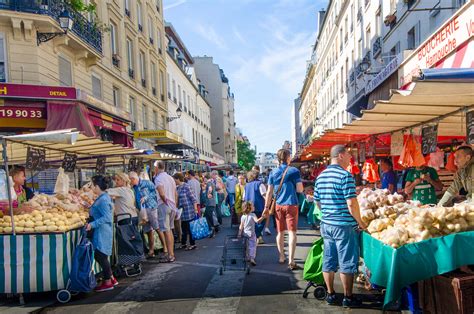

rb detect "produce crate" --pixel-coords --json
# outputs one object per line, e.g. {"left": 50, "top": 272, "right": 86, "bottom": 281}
{"left": 418, "top": 271, "right": 474, "bottom": 314}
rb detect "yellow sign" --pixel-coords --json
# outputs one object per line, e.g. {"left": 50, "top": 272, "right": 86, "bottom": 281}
{"left": 133, "top": 130, "right": 182, "bottom": 143}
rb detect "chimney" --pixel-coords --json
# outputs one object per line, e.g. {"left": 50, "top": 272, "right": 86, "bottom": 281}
{"left": 317, "top": 10, "right": 326, "bottom": 35}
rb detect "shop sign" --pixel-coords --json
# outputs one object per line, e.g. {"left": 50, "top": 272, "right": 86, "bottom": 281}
{"left": 399, "top": 4, "right": 474, "bottom": 86}
{"left": 421, "top": 125, "right": 438, "bottom": 155}
{"left": 366, "top": 54, "right": 401, "bottom": 94}
{"left": 466, "top": 111, "right": 474, "bottom": 145}
{"left": 0, "top": 106, "right": 45, "bottom": 119}
{"left": 391, "top": 131, "right": 404, "bottom": 156}
{"left": 0, "top": 83, "right": 76, "bottom": 100}
{"left": 134, "top": 129, "right": 182, "bottom": 142}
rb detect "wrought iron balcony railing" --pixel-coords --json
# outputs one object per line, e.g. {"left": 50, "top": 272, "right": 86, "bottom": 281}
{"left": 372, "top": 37, "right": 382, "bottom": 57}
{"left": 0, "top": 0, "right": 102, "bottom": 54}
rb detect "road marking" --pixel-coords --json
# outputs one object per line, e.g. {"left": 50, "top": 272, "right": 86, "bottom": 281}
{"left": 175, "top": 261, "right": 295, "bottom": 278}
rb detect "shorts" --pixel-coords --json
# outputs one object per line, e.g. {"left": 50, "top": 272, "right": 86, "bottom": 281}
{"left": 157, "top": 203, "right": 173, "bottom": 232}
{"left": 320, "top": 222, "right": 360, "bottom": 274}
{"left": 275, "top": 204, "right": 298, "bottom": 232}
{"left": 143, "top": 208, "right": 159, "bottom": 233}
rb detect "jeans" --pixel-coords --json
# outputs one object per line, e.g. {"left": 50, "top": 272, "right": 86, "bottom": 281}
{"left": 216, "top": 193, "right": 225, "bottom": 225}
{"left": 204, "top": 206, "right": 215, "bottom": 231}
{"left": 255, "top": 210, "right": 265, "bottom": 238}
{"left": 181, "top": 220, "right": 195, "bottom": 246}
{"left": 227, "top": 193, "right": 236, "bottom": 208}
{"left": 94, "top": 249, "right": 112, "bottom": 280}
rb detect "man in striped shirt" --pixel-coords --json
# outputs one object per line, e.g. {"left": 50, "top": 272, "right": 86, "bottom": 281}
{"left": 314, "top": 145, "right": 367, "bottom": 308}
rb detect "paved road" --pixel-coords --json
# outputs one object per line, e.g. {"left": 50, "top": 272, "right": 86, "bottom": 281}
{"left": 1, "top": 216, "right": 385, "bottom": 313}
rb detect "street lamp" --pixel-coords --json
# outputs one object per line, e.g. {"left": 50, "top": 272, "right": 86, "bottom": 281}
{"left": 37, "top": 9, "right": 74, "bottom": 46}
{"left": 166, "top": 107, "right": 183, "bottom": 122}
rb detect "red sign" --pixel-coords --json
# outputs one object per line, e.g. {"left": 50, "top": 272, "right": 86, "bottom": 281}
{"left": 0, "top": 83, "right": 76, "bottom": 100}
{"left": 0, "top": 106, "right": 46, "bottom": 119}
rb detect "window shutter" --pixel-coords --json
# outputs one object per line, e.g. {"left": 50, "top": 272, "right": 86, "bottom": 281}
{"left": 59, "top": 56, "right": 72, "bottom": 86}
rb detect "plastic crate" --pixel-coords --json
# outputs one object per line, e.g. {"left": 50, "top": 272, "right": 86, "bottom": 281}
{"left": 418, "top": 271, "right": 474, "bottom": 314}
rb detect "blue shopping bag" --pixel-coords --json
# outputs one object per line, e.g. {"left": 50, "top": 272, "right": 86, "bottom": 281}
{"left": 190, "top": 216, "right": 211, "bottom": 240}
{"left": 221, "top": 203, "right": 231, "bottom": 217}
{"left": 70, "top": 228, "right": 97, "bottom": 292}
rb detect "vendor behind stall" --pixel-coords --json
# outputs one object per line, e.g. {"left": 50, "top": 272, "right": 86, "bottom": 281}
{"left": 404, "top": 164, "right": 443, "bottom": 205}
{"left": 438, "top": 145, "right": 474, "bottom": 206}
{"left": 380, "top": 159, "right": 396, "bottom": 194}
{"left": 10, "top": 167, "right": 33, "bottom": 207}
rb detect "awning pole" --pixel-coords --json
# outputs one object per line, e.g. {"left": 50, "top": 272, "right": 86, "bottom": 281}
{"left": 2, "top": 139, "right": 15, "bottom": 235}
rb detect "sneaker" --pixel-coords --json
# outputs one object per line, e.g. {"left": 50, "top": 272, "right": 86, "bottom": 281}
{"left": 265, "top": 227, "right": 271, "bottom": 235}
{"left": 326, "top": 293, "right": 338, "bottom": 306}
{"left": 257, "top": 237, "right": 265, "bottom": 244}
{"left": 342, "top": 296, "right": 362, "bottom": 308}
{"left": 111, "top": 276, "right": 119, "bottom": 286}
{"left": 95, "top": 281, "right": 114, "bottom": 292}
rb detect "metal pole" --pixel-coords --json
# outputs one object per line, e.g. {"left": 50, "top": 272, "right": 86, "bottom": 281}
{"left": 2, "top": 139, "right": 15, "bottom": 236}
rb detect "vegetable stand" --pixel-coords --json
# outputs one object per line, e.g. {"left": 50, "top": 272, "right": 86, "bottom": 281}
{"left": 361, "top": 231, "right": 474, "bottom": 309}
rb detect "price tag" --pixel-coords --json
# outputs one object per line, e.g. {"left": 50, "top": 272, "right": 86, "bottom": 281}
{"left": 422, "top": 125, "right": 438, "bottom": 155}
{"left": 26, "top": 147, "right": 46, "bottom": 171}
{"left": 62, "top": 153, "right": 77, "bottom": 172}
{"left": 467, "top": 111, "right": 474, "bottom": 145}
{"left": 391, "top": 131, "right": 404, "bottom": 156}
{"left": 95, "top": 157, "right": 106, "bottom": 174}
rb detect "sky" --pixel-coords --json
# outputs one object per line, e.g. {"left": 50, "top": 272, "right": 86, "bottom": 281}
{"left": 163, "top": 0, "right": 328, "bottom": 153}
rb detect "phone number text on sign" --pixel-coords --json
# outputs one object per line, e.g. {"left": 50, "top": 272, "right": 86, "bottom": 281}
{"left": 0, "top": 107, "right": 44, "bottom": 119}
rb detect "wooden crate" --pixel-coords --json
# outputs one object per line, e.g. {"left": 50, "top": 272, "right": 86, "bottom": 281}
{"left": 419, "top": 271, "right": 474, "bottom": 314}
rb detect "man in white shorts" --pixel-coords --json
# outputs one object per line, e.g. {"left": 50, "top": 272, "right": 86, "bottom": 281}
{"left": 154, "top": 161, "right": 177, "bottom": 262}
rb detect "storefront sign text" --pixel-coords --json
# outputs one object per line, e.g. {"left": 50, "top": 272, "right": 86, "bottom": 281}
{"left": 0, "top": 107, "right": 45, "bottom": 119}
{"left": 366, "top": 54, "right": 401, "bottom": 94}
{"left": 0, "top": 83, "right": 76, "bottom": 100}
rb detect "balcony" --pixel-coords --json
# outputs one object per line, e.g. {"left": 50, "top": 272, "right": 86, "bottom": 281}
{"left": 372, "top": 37, "right": 382, "bottom": 57}
{"left": 357, "top": 8, "right": 362, "bottom": 21}
{"left": 349, "top": 71, "right": 355, "bottom": 84}
{"left": 128, "top": 68, "right": 134, "bottom": 78}
{"left": 138, "top": 24, "right": 143, "bottom": 32}
{"left": 112, "top": 54, "right": 120, "bottom": 67}
{"left": 149, "top": 37, "right": 154, "bottom": 45}
{"left": 152, "top": 87, "right": 156, "bottom": 95}
{"left": 0, "top": 0, "right": 102, "bottom": 54}
{"left": 161, "top": 94, "right": 165, "bottom": 102}
{"left": 125, "top": 8, "right": 130, "bottom": 18}
{"left": 141, "top": 79, "right": 146, "bottom": 88}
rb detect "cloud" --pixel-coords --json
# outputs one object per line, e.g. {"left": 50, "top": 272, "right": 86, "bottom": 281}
{"left": 232, "top": 26, "right": 248, "bottom": 46}
{"left": 164, "top": 0, "right": 187, "bottom": 11}
{"left": 194, "top": 24, "right": 227, "bottom": 50}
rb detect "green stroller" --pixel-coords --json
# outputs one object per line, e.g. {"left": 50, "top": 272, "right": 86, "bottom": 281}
{"left": 302, "top": 237, "right": 327, "bottom": 300}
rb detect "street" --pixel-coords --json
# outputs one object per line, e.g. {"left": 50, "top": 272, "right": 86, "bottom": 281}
{"left": 0, "top": 216, "right": 384, "bottom": 314}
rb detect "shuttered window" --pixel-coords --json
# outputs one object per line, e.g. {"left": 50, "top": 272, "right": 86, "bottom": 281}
{"left": 91, "top": 74, "right": 102, "bottom": 99}
{"left": 58, "top": 56, "right": 72, "bottom": 86}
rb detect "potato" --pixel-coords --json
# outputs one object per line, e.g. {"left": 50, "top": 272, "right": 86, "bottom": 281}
{"left": 34, "top": 226, "right": 48, "bottom": 232}
{"left": 4, "top": 227, "right": 12, "bottom": 233}
{"left": 15, "top": 226, "right": 25, "bottom": 233}
{"left": 24, "top": 227, "right": 34, "bottom": 233}
{"left": 47, "top": 225, "right": 58, "bottom": 232}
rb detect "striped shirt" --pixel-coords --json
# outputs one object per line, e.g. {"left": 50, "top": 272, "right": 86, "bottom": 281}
{"left": 314, "top": 164, "right": 357, "bottom": 226}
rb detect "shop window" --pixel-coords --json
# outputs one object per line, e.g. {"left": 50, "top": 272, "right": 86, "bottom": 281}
{"left": 0, "top": 33, "right": 6, "bottom": 82}
{"left": 112, "top": 86, "right": 120, "bottom": 107}
{"left": 58, "top": 56, "right": 72, "bottom": 86}
{"left": 91, "top": 74, "right": 102, "bottom": 99}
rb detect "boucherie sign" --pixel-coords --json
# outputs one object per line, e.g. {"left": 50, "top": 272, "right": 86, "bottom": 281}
{"left": 399, "top": 3, "right": 474, "bottom": 87}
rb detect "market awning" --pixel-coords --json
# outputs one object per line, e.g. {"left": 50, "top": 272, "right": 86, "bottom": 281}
{"left": 347, "top": 94, "right": 369, "bottom": 117}
{"left": 133, "top": 129, "right": 194, "bottom": 152}
{"left": 338, "top": 80, "right": 474, "bottom": 137}
{"left": 420, "top": 68, "right": 474, "bottom": 82}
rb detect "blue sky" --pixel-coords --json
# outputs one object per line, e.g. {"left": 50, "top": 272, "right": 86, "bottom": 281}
{"left": 163, "top": 0, "right": 328, "bottom": 153}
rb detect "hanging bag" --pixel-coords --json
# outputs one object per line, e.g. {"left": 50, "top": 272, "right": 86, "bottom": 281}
{"left": 268, "top": 166, "right": 290, "bottom": 215}
{"left": 190, "top": 215, "right": 211, "bottom": 240}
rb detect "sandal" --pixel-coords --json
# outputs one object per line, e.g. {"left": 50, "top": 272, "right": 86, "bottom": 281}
{"left": 185, "top": 245, "right": 196, "bottom": 251}
{"left": 288, "top": 263, "right": 299, "bottom": 271}
{"left": 278, "top": 256, "right": 286, "bottom": 264}
{"left": 146, "top": 252, "right": 155, "bottom": 259}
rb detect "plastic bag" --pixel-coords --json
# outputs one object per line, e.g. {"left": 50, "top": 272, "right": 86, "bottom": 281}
{"left": 428, "top": 149, "right": 444, "bottom": 170}
{"left": 54, "top": 167, "right": 70, "bottom": 195}
{"left": 362, "top": 159, "right": 380, "bottom": 183}
{"left": 221, "top": 203, "right": 231, "bottom": 217}
{"left": 446, "top": 152, "right": 458, "bottom": 173}
{"left": 190, "top": 216, "right": 211, "bottom": 240}
{"left": 139, "top": 207, "right": 149, "bottom": 225}
{"left": 398, "top": 135, "right": 426, "bottom": 168}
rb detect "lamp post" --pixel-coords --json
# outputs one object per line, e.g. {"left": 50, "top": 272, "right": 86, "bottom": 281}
{"left": 37, "top": 9, "right": 74, "bottom": 45}
{"left": 166, "top": 106, "right": 183, "bottom": 122}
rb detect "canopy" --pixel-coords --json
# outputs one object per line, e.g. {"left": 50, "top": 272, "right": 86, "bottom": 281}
{"left": 420, "top": 68, "right": 474, "bottom": 82}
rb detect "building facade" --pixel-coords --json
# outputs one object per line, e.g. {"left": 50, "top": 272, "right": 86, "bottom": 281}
{"left": 193, "top": 56, "right": 237, "bottom": 164}
{"left": 257, "top": 152, "right": 278, "bottom": 172}
{"left": 298, "top": 0, "right": 470, "bottom": 147}
{"left": 0, "top": 0, "right": 168, "bottom": 150}
{"left": 164, "top": 22, "right": 212, "bottom": 163}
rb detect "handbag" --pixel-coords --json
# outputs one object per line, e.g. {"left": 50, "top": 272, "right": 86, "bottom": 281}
{"left": 268, "top": 166, "right": 290, "bottom": 215}
{"left": 190, "top": 215, "right": 211, "bottom": 240}
{"left": 138, "top": 207, "right": 149, "bottom": 226}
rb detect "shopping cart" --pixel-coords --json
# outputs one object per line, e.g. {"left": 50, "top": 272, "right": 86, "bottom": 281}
{"left": 302, "top": 238, "right": 327, "bottom": 300}
{"left": 220, "top": 235, "right": 250, "bottom": 275}
{"left": 113, "top": 213, "right": 144, "bottom": 278}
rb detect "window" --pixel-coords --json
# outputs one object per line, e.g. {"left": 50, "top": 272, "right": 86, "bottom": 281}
{"left": 0, "top": 34, "right": 6, "bottom": 82}
{"left": 58, "top": 56, "right": 72, "bottom": 86}
{"left": 157, "top": 29, "right": 162, "bottom": 52}
{"left": 110, "top": 22, "right": 118, "bottom": 55}
{"left": 112, "top": 86, "right": 120, "bottom": 107}
{"left": 178, "top": 84, "right": 182, "bottom": 104}
{"left": 358, "top": 39, "right": 362, "bottom": 60}
{"left": 142, "top": 104, "right": 147, "bottom": 129}
{"left": 126, "top": 38, "right": 134, "bottom": 75}
{"left": 365, "top": 25, "right": 371, "bottom": 49}
{"left": 160, "top": 70, "right": 165, "bottom": 98}
{"left": 148, "top": 16, "right": 154, "bottom": 44}
{"left": 375, "top": 8, "right": 381, "bottom": 36}
{"left": 407, "top": 26, "right": 416, "bottom": 49}
{"left": 183, "top": 90, "right": 186, "bottom": 111}
{"left": 172, "top": 79, "right": 176, "bottom": 101}
{"left": 137, "top": 2, "right": 143, "bottom": 31}
{"left": 340, "top": 66, "right": 344, "bottom": 93}
{"left": 390, "top": 0, "right": 396, "bottom": 13}
{"left": 124, "top": 0, "right": 130, "bottom": 16}
{"left": 161, "top": 115, "right": 166, "bottom": 129}
{"left": 91, "top": 74, "right": 102, "bottom": 99}
{"left": 129, "top": 96, "right": 136, "bottom": 122}
{"left": 151, "top": 62, "right": 157, "bottom": 95}
{"left": 139, "top": 51, "right": 146, "bottom": 86}
{"left": 390, "top": 41, "right": 400, "bottom": 56}
{"left": 152, "top": 110, "right": 158, "bottom": 129}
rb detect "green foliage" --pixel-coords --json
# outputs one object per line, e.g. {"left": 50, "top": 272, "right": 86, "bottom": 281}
{"left": 67, "top": 0, "right": 96, "bottom": 13}
{"left": 237, "top": 140, "right": 256, "bottom": 171}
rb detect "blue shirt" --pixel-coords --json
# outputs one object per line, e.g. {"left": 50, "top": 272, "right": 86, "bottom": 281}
{"left": 133, "top": 179, "right": 158, "bottom": 210}
{"left": 381, "top": 170, "right": 397, "bottom": 192}
{"left": 89, "top": 193, "right": 113, "bottom": 255}
{"left": 268, "top": 164, "right": 302, "bottom": 205}
{"left": 177, "top": 183, "right": 197, "bottom": 222}
{"left": 244, "top": 180, "right": 265, "bottom": 213}
{"left": 314, "top": 164, "right": 357, "bottom": 226}
{"left": 225, "top": 176, "right": 238, "bottom": 193}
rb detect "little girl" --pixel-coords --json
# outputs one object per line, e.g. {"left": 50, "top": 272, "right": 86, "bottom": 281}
{"left": 238, "top": 202, "right": 266, "bottom": 266}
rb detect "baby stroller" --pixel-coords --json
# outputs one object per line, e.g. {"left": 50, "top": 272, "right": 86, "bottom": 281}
{"left": 57, "top": 227, "right": 96, "bottom": 303}
{"left": 302, "top": 237, "right": 327, "bottom": 300}
{"left": 113, "top": 213, "right": 144, "bottom": 278}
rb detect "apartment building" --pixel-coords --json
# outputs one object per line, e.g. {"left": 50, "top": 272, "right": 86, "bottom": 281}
{"left": 0, "top": 0, "right": 167, "bottom": 150}
{"left": 165, "top": 22, "right": 213, "bottom": 163}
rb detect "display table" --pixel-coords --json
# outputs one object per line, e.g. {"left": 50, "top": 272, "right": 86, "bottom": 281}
{"left": 0, "top": 228, "right": 82, "bottom": 294}
{"left": 361, "top": 231, "right": 474, "bottom": 309}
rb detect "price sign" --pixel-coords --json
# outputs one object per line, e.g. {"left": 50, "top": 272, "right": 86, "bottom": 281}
{"left": 62, "top": 153, "right": 77, "bottom": 172}
{"left": 95, "top": 157, "right": 106, "bottom": 174}
{"left": 391, "top": 131, "right": 404, "bottom": 156}
{"left": 422, "top": 125, "right": 438, "bottom": 155}
{"left": 26, "top": 147, "right": 46, "bottom": 171}
{"left": 467, "top": 111, "right": 474, "bottom": 145}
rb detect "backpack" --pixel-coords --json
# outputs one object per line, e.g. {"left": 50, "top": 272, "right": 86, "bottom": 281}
{"left": 69, "top": 229, "right": 97, "bottom": 292}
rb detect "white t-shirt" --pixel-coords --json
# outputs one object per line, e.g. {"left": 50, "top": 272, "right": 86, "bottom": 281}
{"left": 188, "top": 178, "right": 201, "bottom": 205}
{"left": 241, "top": 213, "right": 258, "bottom": 238}
{"left": 154, "top": 172, "right": 177, "bottom": 209}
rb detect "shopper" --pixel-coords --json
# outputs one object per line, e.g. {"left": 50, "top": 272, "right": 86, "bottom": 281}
{"left": 187, "top": 170, "right": 201, "bottom": 211}
{"left": 203, "top": 173, "right": 217, "bottom": 237}
{"left": 244, "top": 170, "right": 267, "bottom": 244}
{"left": 380, "top": 158, "right": 397, "bottom": 194}
{"left": 211, "top": 170, "right": 226, "bottom": 225}
{"left": 439, "top": 145, "right": 474, "bottom": 206}
{"left": 234, "top": 174, "right": 246, "bottom": 221}
{"left": 173, "top": 172, "right": 198, "bottom": 250}
{"left": 154, "top": 161, "right": 178, "bottom": 262}
{"left": 107, "top": 173, "right": 139, "bottom": 225}
{"left": 86, "top": 175, "right": 117, "bottom": 292}
{"left": 404, "top": 163, "right": 443, "bottom": 205}
{"left": 314, "top": 145, "right": 367, "bottom": 308}
{"left": 263, "top": 149, "right": 304, "bottom": 270}
{"left": 238, "top": 202, "right": 266, "bottom": 266}
{"left": 225, "top": 170, "right": 238, "bottom": 208}
{"left": 130, "top": 171, "right": 165, "bottom": 258}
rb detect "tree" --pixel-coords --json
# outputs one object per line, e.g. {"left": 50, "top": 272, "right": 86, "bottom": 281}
{"left": 237, "top": 140, "right": 256, "bottom": 171}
